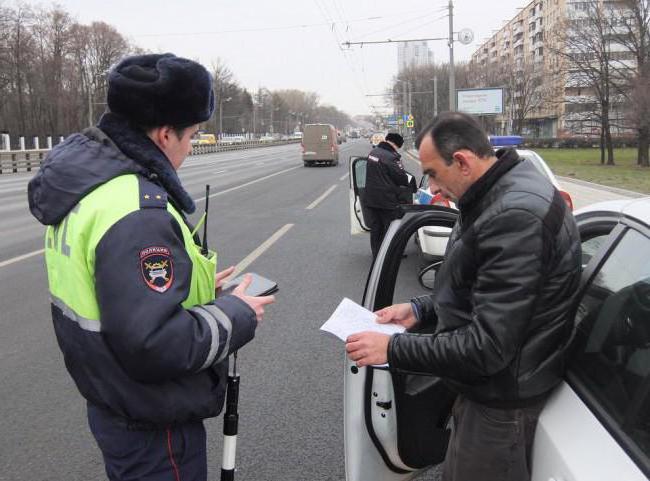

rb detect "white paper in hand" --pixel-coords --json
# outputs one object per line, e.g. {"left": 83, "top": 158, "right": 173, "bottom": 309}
{"left": 320, "top": 298, "right": 405, "bottom": 342}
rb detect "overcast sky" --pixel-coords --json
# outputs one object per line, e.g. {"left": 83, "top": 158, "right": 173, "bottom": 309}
{"left": 29, "top": 0, "right": 528, "bottom": 116}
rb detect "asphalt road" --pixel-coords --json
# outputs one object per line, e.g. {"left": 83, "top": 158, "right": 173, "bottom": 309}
{"left": 0, "top": 141, "right": 638, "bottom": 480}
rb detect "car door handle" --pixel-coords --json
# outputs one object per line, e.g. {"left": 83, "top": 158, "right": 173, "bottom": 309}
{"left": 376, "top": 400, "right": 392, "bottom": 410}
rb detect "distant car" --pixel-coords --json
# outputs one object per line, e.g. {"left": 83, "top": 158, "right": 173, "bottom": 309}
{"left": 370, "top": 133, "right": 384, "bottom": 147}
{"left": 290, "top": 132, "right": 303, "bottom": 141}
{"left": 344, "top": 195, "right": 650, "bottom": 481}
{"left": 302, "top": 124, "right": 338, "bottom": 167}
{"left": 220, "top": 135, "right": 246, "bottom": 145}
{"left": 191, "top": 133, "right": 216, "bottom": 146}
{"left": 259, "top": 134, "right": 275, "bottom": 143}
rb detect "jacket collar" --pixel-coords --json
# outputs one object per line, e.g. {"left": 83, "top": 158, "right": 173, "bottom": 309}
{"left": 377, "top": 141, "right": 400, "bottom": 157}
{"left": 457, "top": 148, "right": 521, "bottom": 214}
{"left": 97, "top": 112, "right": 196, "bottom": 214}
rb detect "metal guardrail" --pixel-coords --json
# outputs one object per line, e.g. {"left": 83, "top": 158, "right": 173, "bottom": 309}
{"left": 0, "top": 150, "right": 49, "bottom": 174}
{"left": 0, "top": 139, "right": 302, "bottom": 174}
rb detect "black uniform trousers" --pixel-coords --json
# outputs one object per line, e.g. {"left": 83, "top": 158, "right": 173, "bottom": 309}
{"left": 362, "top": 205, "right": 398, "bottom": 259}
{"left": 442, "top": 395, "right": 546, "bottom": 481}
{"left": 88, "top": 403, "right": 207, "bottom": 481}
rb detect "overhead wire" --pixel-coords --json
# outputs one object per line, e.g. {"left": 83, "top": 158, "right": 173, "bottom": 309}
{"left": 351, "top": 12, "right": 438, "bottom": 42}
{"left": 133, "top": 8, "right": 446, "bottom": 38}
{"left": 312, "top": 0, "right": 373, "bottom": 113}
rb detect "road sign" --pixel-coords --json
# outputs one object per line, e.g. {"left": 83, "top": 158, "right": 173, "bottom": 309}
{"left": 402, "top": 114, "right": 409, "bottom": 122}
{"left": 458, "top": 28, "right": 474, "bottom": 45}
{"left": 407, "top": 114, "right": 414, "bottom": 121}
{"left": 406, "top": 120, "right": 414, "bottom": 128}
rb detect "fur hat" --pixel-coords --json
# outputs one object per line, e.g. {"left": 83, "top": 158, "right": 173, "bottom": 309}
{"left": 107, "top": 53, "right": 215, "bottom": 128}
{"left": 385, "top": 132, "right": 404, "bottom": 148}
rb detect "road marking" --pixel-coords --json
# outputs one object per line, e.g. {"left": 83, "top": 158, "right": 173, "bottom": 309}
{"left": 194, "top": 166, "right": 301, "bottom": 203}
{"left": 0, "top": 248, "right": 44, "bottom": 269}
{"left": 232, "top": 223, "right": 294, "bottom": 277}
{"left": 339, "top": 173, "right": 349, "bottom": 181}
{"left": 306, "top": 185, "right": 337, "bottom": 210}
{"left": 404, "top": 149, "right": 421, "bottom": 166}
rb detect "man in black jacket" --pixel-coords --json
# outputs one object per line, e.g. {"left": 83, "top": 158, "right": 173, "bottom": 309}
{"left": 346, "top": 112, "right": 581, "bottom": 481}
{"left": 360, "top": 132, "right": 414, "bottom": 258}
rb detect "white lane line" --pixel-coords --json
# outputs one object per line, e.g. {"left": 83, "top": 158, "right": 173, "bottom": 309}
{"left": 404, "top": 149, "right": 421, "bottom": 166}
{"left": 339, "top": 173, "right": 349, "bottom": 181}
{"left": 0, "top": 248, "right": 44, "bottom": 269}
{"left": 306, "top": 184, "right": 337, "bottom": 210}
{"left": 193, "top": 165, "right": 301, "bottom": 203}
{"left": 232, "top": 223, "right": 294, "bottom": 277}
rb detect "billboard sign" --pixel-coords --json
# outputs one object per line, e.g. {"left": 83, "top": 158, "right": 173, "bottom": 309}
{"left": 456, "top": 88, "right": 504, "bottom": 115}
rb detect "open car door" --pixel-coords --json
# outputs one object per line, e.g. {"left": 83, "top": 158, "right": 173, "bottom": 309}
{"left": 344, "top": 204, "right": 459, "bottom": 481}
{"left": 349, "top": 156, "right": 370, "bottom": 235}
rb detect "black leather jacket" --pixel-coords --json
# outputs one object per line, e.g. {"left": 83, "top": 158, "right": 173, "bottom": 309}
{"left": 361, "top": 142, "right": 414, "bottom": 209}
{"left": 388, "top": 149, "right": 582, "bottom": 407}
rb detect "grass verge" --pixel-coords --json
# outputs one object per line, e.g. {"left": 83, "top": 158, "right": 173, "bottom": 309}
{"left": 536, "top": 148, "right": 650, "bottom": 194}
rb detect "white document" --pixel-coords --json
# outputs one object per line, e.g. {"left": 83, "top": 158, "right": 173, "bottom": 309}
{"left": 320, "top": 297, "right": 405, "bottom": 342}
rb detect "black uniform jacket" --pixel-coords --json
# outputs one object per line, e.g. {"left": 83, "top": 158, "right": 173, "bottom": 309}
{"left": 389, "top": 149, "right": 582, "bottom": 407}
{"left": 361, "top": 142, "right": 414, "bottom": 210}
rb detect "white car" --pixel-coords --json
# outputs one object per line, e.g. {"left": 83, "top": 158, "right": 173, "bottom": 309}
{"left": 344, "top": 196, "right": 650, "bottom": 481}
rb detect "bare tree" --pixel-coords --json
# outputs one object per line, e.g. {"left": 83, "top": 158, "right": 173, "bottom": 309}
{"left": 70, "top": 21, "right": 129, "bottom": 128}
{"left": 392, "top": 62, "right": 473, "bottom": 132}
{"left": 5, "top": 3, "right": 34, "bottom": 136}
{"left": 608, "top": 0, "right": 650, "bottom": 166}
{"left": 31, "top": 6, "right": 73, "bottom": 134}
{"left": 553, "top": 0, "right": 624, "bottom": 165}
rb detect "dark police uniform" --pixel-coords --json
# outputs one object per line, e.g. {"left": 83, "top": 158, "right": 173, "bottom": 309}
{"left": 360, "top": 141, "right": 414, "bottom": 258}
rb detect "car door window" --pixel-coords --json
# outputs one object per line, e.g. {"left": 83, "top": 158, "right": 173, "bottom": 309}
{"left": 570, "top": 228, "right": 650, "bottom": 470}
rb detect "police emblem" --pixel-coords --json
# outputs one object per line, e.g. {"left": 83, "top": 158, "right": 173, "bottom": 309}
{"left": 140, "top": 246, "right": 174, "bottom": 293}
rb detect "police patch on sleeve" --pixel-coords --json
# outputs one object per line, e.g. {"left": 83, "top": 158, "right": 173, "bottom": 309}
{"left": 140, "top": 246, "right": 174, "bottom": 293}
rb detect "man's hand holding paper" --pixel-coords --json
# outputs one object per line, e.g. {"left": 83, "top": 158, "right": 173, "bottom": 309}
{"left": 320, "top": 298, "right": 418, "bottom": 367}
{"left": 345, "top": 302, "right": 418, "bottom": 367}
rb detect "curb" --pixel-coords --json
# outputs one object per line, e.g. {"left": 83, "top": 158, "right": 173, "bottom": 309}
{"left": 557, "top": 175, "right": 645, "bottom": 198}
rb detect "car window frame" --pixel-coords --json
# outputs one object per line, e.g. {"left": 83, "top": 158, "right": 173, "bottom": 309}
{"left": 567, "top": 213, "right": 650, "bottom": 477}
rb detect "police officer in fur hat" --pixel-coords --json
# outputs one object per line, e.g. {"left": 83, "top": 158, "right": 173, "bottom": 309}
{"left": 28, "top": 53, "right": 275, "bottom": 480}
{"left": 360, "top": 132, "right": 416, "bottom": 258}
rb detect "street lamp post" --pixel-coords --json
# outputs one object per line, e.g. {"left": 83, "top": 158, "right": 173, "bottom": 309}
{"left": 448, "top": 0, "right": 456, "bottom": 111}
{"left": 219, "top": 97, "right": 232, "bottom": 139}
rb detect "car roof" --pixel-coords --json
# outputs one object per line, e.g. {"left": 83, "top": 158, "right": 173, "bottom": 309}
{"left": 575, "top": 197, "right": 650, "bottom": 227}
{"left": 513, "top": 149, "right": 560, "bottom": 189}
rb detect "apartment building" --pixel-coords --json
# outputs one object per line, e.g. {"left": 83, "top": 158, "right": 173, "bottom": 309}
{"left": 398, "top": 41, "right": 434, "bottom": 72}
{"left": 470, "top": 0, "right": 632, "bottom": 138}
